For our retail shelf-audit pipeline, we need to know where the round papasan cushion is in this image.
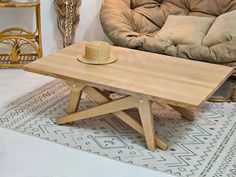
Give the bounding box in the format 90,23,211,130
100,0,236,64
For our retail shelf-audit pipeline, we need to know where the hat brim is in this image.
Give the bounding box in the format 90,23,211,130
77,53,118,65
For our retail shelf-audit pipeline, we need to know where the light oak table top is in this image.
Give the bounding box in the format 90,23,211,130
24,42,233,109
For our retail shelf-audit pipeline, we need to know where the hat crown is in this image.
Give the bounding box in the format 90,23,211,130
84,41,111,62
77,41,117,65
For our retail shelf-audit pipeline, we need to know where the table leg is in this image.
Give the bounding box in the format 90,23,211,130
83,87,168,151
56,85,168,151
66,81,86,114
170,105,197,121
138,99,156,151
56,95,139,124
231,80,236,101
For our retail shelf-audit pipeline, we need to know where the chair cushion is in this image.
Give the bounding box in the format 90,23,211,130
100,0,236,63
203,10,236,46
156,15,215,45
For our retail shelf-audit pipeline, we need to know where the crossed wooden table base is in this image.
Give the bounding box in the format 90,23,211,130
23,43,232,151
56,81,196,151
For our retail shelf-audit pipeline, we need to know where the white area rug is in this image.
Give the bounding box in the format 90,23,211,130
0,80,235,177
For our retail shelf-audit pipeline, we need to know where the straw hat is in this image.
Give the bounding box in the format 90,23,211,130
77,41,117,65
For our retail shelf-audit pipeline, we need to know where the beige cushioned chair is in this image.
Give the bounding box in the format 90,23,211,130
100,0,236,101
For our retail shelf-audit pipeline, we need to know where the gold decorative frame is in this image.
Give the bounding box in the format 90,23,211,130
54,0,81,47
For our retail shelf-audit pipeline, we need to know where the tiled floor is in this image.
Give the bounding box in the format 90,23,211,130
0,69,174,177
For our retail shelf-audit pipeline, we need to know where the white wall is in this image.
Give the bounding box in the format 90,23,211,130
0,0,108,56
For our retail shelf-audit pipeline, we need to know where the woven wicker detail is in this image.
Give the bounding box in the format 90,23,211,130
84,41,110,62
77,41,117,65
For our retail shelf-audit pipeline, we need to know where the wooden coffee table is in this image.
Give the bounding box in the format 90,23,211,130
23,42,233,151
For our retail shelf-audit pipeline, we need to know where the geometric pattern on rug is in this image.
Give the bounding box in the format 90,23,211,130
0,79,235,177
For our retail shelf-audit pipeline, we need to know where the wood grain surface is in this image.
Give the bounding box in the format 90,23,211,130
24,42,233,109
